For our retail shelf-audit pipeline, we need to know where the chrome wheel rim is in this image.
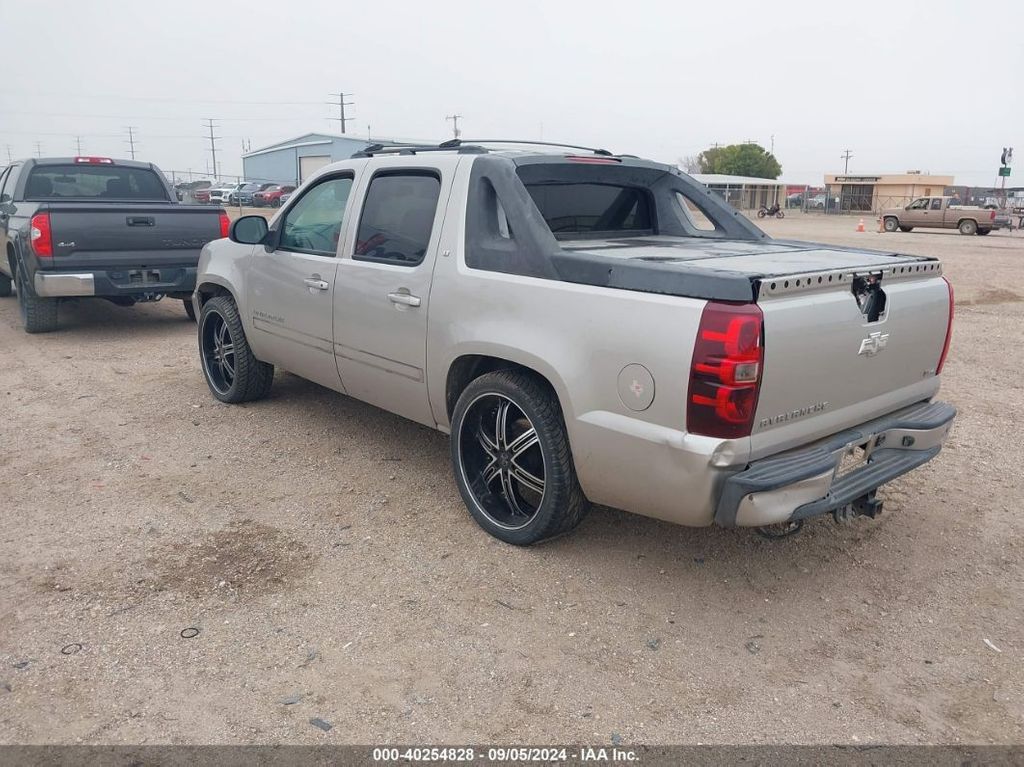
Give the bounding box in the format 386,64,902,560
200,310,236,395
457,393,546,530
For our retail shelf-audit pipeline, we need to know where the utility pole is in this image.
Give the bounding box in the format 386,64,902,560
328,92,354,134
125,127,138,160
445,114,463,139
770,134,775,155
75,136,83,155
34,141,43,158
204,119,220,179
841,149,853,174
6,145,13,163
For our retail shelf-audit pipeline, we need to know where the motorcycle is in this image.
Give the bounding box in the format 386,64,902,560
757,203,785,219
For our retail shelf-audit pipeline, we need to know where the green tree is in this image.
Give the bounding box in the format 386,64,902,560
697,143,782,179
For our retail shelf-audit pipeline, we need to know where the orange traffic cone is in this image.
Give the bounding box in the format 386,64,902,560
856,218,865,232
877,216,885,233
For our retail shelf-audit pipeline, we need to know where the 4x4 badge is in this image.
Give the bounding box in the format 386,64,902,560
858,331,890,356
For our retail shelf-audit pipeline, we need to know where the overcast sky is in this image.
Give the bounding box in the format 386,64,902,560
2,0,1020,186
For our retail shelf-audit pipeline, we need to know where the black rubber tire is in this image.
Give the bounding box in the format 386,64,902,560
958,219,977,235
775,210,785,219
898,225,913,232
183,298,196,322
0,270,11,297
977,229,991,236
756,209,766,219
883,217,899,233
272,198,281,208
15,262,58,333
198,295,274,403
451,370,589,545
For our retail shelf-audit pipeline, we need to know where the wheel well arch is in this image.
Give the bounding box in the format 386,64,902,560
195,281,235,307
6,244,15,276
445,354,559,421
956,217,977,227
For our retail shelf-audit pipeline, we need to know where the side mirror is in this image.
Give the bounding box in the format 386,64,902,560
229,215,268,244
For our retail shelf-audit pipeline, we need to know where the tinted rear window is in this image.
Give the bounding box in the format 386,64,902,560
525,183,652,235
25,165,168,200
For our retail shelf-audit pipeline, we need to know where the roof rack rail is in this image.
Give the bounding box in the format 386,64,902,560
352,141,488,158
440,139,614,156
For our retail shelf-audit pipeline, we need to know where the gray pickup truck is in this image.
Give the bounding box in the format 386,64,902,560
193,141,956,545
0,156,230,332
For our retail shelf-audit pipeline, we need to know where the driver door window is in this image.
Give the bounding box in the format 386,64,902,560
279,176,354,256
908,199,928,210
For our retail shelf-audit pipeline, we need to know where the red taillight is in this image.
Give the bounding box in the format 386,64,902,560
936,277,954,374
218,212,230,238
74,156,113,164
687,302,764,439
990,210,996,221
29,213,53,257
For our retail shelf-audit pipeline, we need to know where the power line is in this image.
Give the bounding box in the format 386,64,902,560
445,114,463,139
327,92,354,134
204,119,220,179
125,126,138,160
841,148,853,173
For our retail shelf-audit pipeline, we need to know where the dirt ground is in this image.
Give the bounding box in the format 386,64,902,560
1,214,1021,746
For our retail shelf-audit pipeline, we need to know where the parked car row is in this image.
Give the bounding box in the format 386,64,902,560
196,180,296,207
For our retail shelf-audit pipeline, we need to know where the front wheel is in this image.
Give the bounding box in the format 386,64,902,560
451,370,589,545
198,295,274,403
756,209,767,219
775,210,785,219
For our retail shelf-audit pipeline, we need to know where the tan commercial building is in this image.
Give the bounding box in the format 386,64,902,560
824,172,955,213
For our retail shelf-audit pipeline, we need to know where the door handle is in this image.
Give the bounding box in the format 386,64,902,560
303,277,329,291
387,291,421,307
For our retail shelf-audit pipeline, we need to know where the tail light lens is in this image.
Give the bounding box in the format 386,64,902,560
936,276,954,374
990,210,996,221
218,212,230,238
30,213,53,257
687,302,764,439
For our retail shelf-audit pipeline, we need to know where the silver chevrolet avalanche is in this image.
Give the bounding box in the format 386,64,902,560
191,140,956,545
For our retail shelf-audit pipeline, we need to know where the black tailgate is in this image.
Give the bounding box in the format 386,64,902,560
41,203,225,269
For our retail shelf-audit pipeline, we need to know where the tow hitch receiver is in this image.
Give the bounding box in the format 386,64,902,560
833,490,884,524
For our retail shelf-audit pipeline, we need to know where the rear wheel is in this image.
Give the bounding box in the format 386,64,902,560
198,295,274,403
775,210,785,219
451,370,589,545
0,271,11,298
15,262,58,333
756,209,767,219
883,217,899,232
958,219,977,235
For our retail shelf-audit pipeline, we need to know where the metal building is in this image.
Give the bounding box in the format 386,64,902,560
241,132,439,185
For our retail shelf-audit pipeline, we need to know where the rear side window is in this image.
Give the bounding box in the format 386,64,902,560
24,165,168,200
930,198,943,210
524,183,652,236
354,173,441,266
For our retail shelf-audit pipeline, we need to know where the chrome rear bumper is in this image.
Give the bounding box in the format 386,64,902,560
35,272,95,297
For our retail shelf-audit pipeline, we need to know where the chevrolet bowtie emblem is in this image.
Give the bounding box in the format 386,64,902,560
858,331,890,357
